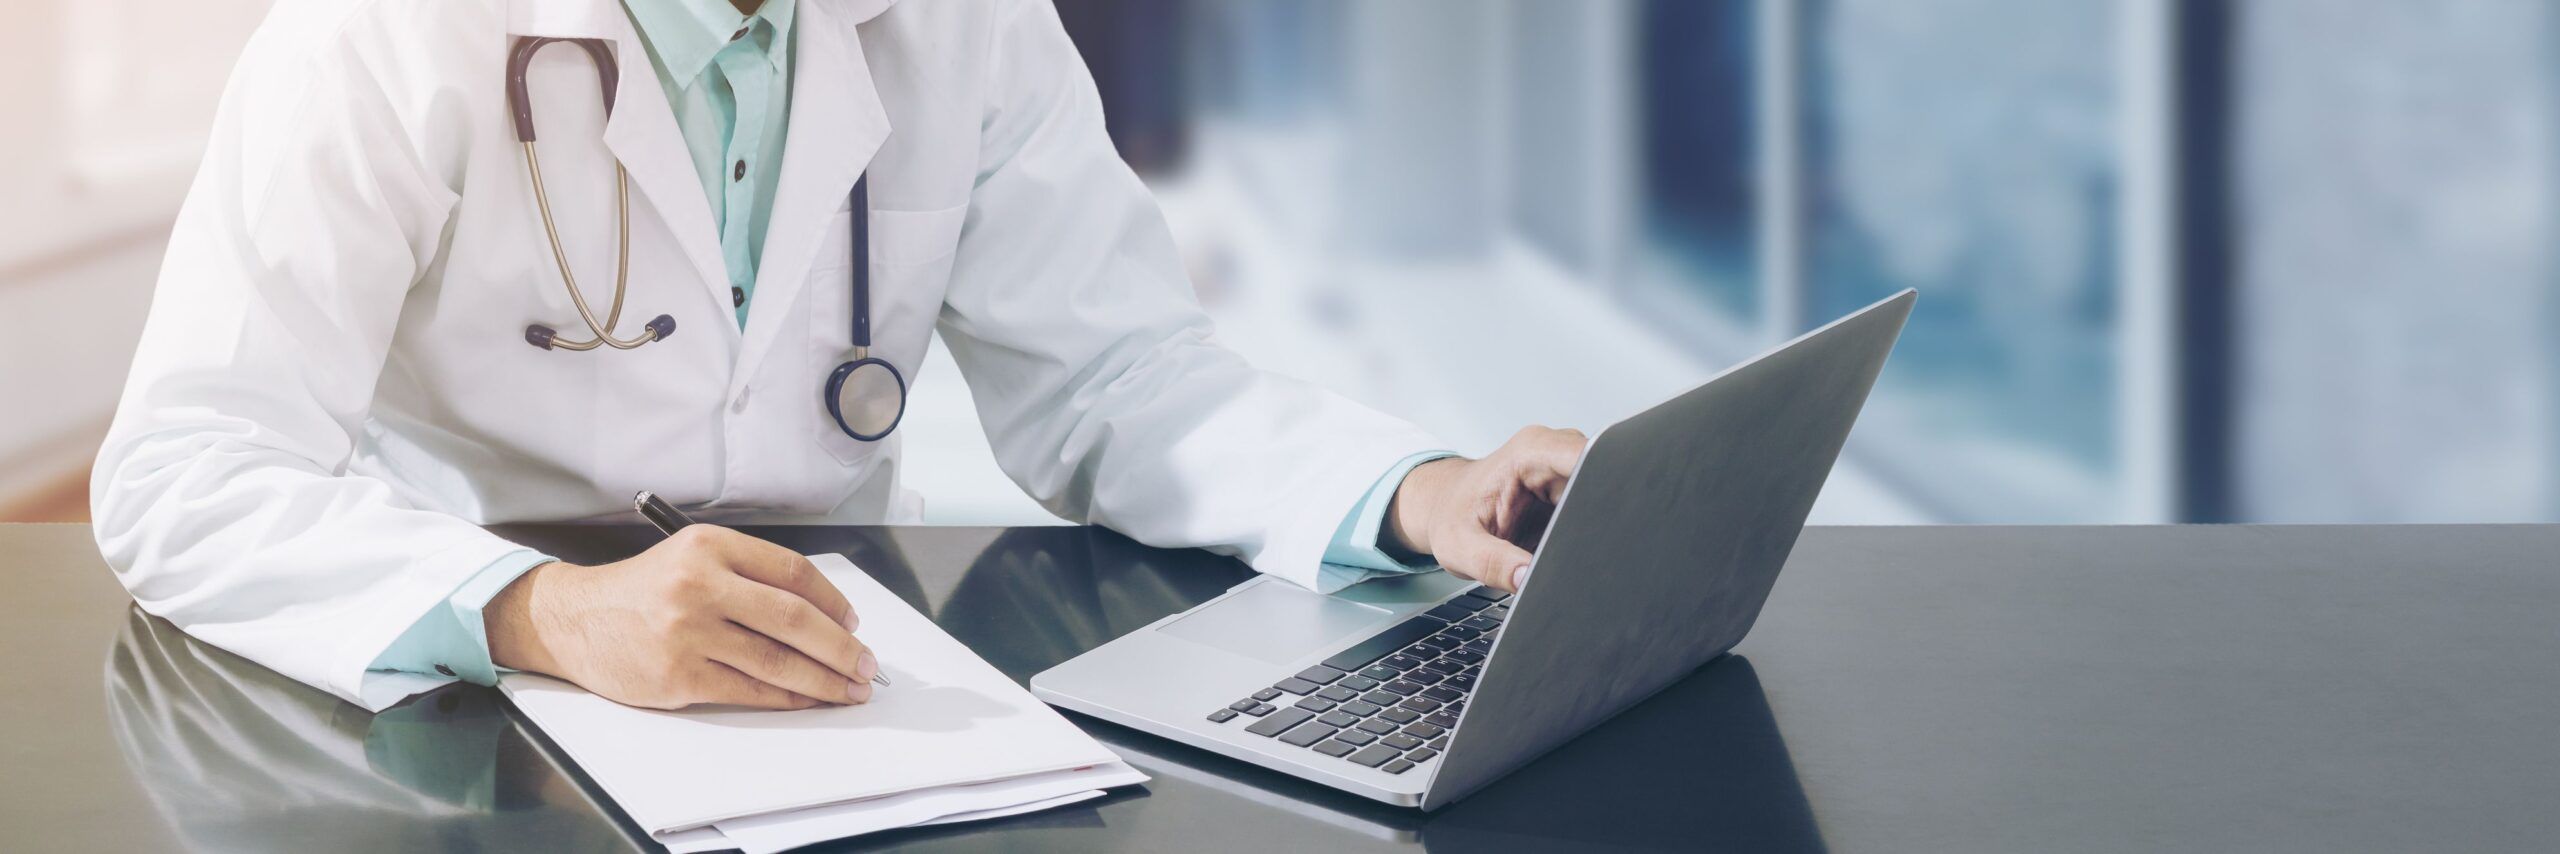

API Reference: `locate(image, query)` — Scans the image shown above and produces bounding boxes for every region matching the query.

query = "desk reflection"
[106,525,1826,853]
[104,609,647,852]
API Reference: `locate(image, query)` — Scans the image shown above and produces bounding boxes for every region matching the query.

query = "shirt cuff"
[1312,451,1459,593]
[365,548,555,687]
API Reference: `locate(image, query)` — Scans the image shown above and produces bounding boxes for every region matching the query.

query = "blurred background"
[3,0,2555,527]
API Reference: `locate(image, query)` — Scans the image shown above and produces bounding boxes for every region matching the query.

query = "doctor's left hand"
[483,525,879,710]
[1386,426,1588,595]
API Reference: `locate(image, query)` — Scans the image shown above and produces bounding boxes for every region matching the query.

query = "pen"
[634,491,889,687]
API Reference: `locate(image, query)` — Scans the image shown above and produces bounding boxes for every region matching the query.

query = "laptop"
[1031,289,1914,810]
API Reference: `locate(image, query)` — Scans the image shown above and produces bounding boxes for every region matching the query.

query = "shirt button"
[733,160,746,181]
[435,664,455,677]
[732,286,746,307]
[732,26,750,42]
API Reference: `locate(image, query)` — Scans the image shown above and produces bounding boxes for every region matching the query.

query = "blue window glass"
[1800,0,2122,520]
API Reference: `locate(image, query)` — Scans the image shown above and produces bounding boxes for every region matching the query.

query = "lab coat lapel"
[733,0,890,386]
[573,6,737,344]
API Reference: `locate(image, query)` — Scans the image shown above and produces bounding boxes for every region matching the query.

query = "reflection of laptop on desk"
[1033,290,1913,809]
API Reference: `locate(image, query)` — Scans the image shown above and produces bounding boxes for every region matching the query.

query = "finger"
[706,623,874,705]
[1438,527,1535,594]
[687,660,825,711]
[716,575,876,685]
[712,533,859,631]
[1511,429,1587,502]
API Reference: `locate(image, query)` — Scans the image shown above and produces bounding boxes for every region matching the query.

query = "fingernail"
[846,679,874,704]
[857,651,880,683]
[1510,564,1532,590]
[841,610,861,631]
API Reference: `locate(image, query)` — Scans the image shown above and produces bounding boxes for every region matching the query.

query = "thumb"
[1438,527,1535,593]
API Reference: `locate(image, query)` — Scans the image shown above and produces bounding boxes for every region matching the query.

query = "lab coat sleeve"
[90,10,530,711]
[935,0,1446,590]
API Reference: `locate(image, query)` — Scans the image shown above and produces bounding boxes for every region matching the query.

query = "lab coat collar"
[508,0,896,40]
[731,0,891,386]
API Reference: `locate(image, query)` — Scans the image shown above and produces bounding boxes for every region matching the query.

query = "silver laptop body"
[1031,290,1914,809]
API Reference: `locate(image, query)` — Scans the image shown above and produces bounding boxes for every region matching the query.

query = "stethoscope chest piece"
[825,174,905,442]
[826,354,906,442]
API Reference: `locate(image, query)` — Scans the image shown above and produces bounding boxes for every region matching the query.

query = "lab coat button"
[434,664,454,677]
[732,286,745,307]
[731,26,749,42]
[733,160,746,181]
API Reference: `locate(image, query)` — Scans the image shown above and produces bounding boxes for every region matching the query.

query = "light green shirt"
[623,0,798,326]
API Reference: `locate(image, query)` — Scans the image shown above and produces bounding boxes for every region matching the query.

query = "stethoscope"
[504,36,906,442]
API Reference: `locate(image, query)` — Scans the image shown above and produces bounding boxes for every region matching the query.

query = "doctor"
[94,0,1584,714]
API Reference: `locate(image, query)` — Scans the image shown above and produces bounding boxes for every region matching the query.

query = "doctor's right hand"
[483,525,878,710]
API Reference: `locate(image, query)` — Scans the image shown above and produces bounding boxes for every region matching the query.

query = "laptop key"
[1207,709,1238,723]
[1411,637,1452,655]
[1430,737,1448,750]
[1313,739,1358,758]
[1316,685,1358,703]
[1464,586,1509,602]
[1339,675,1380,692]
[1336,728,1377,745]
[1441,625,1481,641]
[1318,711,1361,728]
[1406,747,1440,763]
[1279,722,1337,747]
[1448,650,1485,665]
[1411,663,1454,681]
[1403,722,1446,739]
[1246,703,1278,716]
[1382,680,1426,697]
[1320,617,1445,672]
[1245,708,1314,737]
[1361,690,1402,707]
[1294,697,1337,713]
[1420,685,1463,703]
[1443,673,1476,691]
[1348,745,1401,768]
[1424,602,1477,623]
[1398,696,1442,714]
[1382,758,1416,774]
[1380,707,1420,724]
[1357,718,1400,735]
[1382,653,1425,671]
[1339,700,1382,717]
[1381,733,1425,751]
[1424,710,1460,729]
[1359,665,1401,682]
[1448,595,1493,612]
[1228,699,1258,713]
[1295,665,1347,685]
[1459,616,1501,632]
[1273,677,1324,695]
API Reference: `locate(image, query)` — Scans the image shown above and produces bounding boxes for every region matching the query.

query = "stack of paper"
[500,554,1142,853]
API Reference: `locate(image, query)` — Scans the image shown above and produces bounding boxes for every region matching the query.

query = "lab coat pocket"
[810,203,968,466]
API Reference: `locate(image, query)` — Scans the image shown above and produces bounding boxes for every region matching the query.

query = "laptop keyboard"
[1203,584,1512,775]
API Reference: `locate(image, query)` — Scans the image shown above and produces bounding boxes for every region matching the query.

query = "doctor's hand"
[483,525,878,710]
[1386,426,1588,594]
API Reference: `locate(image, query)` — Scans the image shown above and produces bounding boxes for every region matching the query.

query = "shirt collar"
[621,0,796,83]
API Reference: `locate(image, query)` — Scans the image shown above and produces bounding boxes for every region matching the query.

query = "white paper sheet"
[713,762,1145,854]
[500,553,1130,836]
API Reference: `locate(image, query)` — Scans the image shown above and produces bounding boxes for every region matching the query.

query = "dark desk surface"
[4,523,2556,853]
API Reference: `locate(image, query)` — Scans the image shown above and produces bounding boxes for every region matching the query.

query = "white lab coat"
[92,0,1439,710]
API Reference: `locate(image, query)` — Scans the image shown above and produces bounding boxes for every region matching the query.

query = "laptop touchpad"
[1158,582,1391,665]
